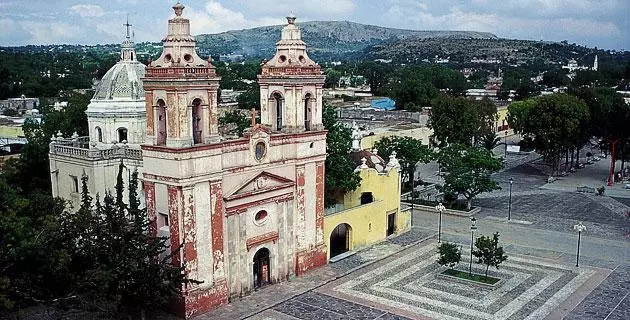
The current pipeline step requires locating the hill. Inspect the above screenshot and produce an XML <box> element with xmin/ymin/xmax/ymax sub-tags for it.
<box><xmin>195</xmin><ymin>20</ymin><xmax>497</xmax><ymax>60</ymax></box>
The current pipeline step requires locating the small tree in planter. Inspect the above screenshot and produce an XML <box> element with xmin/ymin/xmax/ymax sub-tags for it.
<box><xmin>437</xmin><ymin>242</ymin><xmax>462</xmax><ymax>268</ymax></box>
<box><xmin>472</xmin><ymin>232</ymin><xmax>508</xmax><ymax>279</ymax></box>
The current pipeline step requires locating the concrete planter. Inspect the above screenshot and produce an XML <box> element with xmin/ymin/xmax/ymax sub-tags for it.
<box><xmin>436</xmin><ymin>268</ymin><xmax>503</xmax><ymax>288</ymax></box>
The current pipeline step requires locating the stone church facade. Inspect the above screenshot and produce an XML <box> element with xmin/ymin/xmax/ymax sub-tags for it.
<box><xmin>49</xmin><ymin>2</ymin><xmax>337</xmax><ymax>317</ymax></box>
<box><xmin>140</xmin><ymin>3</ymin><xmax>327</xmax><ymax>317</ymax></box>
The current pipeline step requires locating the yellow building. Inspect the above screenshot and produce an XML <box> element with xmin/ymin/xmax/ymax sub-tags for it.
<box><xmin>0</xmin><ymin>124</ymin><xmax>24</xmax><ymax>138</ymax></box>
<box><xmin>323</xmin><ymin>148</ymin><xmax>411</xmax><ymax>260</ymax></box>
<box><xmin>360</xmin><ymin>124</ymin><xmax>433</xmax><ymax>150</ymax></box>
<box><xmin>495</xmin><ymin>105</ymin><xmax>509</xmax><ymax>133</ymax></box>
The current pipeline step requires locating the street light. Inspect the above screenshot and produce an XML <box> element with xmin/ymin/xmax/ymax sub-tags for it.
<box><xmin>435</xmin><ymin>202</ymin><xmax>445</xmax><ymax>243</ymax></box>
<box><xmin>573</xmin><ymin>222</ymin><xmax>586</xmax><ymax>267</ymax></box>
<box><xmin>508</xmin><ymin>178</ymin><xmax>513</xmax><ymax>221</ymax></box>
<box><xmin>504</xmin><ymin>131</ymin><xmax>508</xmax><ymax>159</ymax></box>
<box><xmin>469</xmin><ymin>217</ymin><xmax>477</xmax><ymax>277</ymax></box>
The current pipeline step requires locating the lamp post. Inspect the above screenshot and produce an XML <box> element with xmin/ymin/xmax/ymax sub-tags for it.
<box><xmin>573</xmin><ymin>222</ymin><xmax>586</xmax><ymax>267</ymax></box>
<box><xmin>435</xmin><ymin>202</ymin><xmax>445</xmax><ymax>243</ymax></box>
<box><xmin>469</xmin><ymin>217</ymin><xmax>477</xmax><ymax>277</ymax></box>
<box><xmin>504</xmin><ymin>131</ymin><xmax>508</xmax><ymax>159</ymax></box>
<box><xmin>508</xmin><ymin>178</ymin><xmax>513</xmax><ymax>221</ymax></box>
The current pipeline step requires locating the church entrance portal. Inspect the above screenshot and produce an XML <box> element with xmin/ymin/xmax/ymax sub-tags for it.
<box><xmin>329</xmin><ymin>223</ymin><xmax>351</xmax><ymax>258</ymax></box>
<box><xmin>253</xmin><ymin>248</ymin><xmax>271</xmax><ymax>289</ymax></box>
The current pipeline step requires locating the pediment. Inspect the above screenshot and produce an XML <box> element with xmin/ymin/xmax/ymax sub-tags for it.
<box><xmin>225</xmin><ymin>171</ymin><xmax>294</xmax><ymax>201</ymax></box>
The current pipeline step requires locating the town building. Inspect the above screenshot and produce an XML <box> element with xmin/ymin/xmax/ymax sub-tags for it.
<box><xmin>324</xmin><ymin>125</ymin><xmax>410</xmax><ymax>260</ymax></box>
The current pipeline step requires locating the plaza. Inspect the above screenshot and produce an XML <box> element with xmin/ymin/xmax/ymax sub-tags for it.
<box><xmin>197</xmin><ymin>150</ymin><xmax>629</xmax><ymax>320</ymax></box>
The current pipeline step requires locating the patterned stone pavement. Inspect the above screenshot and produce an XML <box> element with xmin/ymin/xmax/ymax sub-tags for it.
<box><xmin>566</xmin><ymin>264</ymin><xmax>630</xmax><ymax>320</ymax></box>
<box><xmin>305</xmin><ymin>241</ymin><xmax>604</xmax><ymax>320</ymax></box>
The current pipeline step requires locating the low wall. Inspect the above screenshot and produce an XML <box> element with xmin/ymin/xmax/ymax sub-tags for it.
<box><xmin>402</xmin><ymin>202</ymin><xmax>480</xmax><ymax>217</ymax></box>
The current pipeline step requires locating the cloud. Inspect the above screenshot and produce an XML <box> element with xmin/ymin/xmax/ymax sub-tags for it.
<box><xmin>232</xmin><ymin>0</ymin><xmax>356</xmax><ymax>17</ymax></box>
<box><xmin>184</xmin><ymin>1</ymin><xmax>284</xmax><ymax>34</ymax></box>
<box><xmin>70</xmin><ymin>4</ymin><xmax>105</xmax><ymax>18</ymax></box>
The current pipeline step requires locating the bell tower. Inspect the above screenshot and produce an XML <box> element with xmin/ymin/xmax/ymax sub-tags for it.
<box><xmin>258</xmin><ymin>14</ymin><xmax>325</xmax><ymax>132</ymax></box>
<box><xmin>142</xmin><ymin>1</ymin><xmax>220</xmax><ymax>148</ymax></box>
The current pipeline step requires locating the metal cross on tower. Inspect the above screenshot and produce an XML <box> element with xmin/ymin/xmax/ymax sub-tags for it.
<box><xmin>124</xmin><ymin>14</ymin><xmax>132</xmax><ymax>39</ymax></box>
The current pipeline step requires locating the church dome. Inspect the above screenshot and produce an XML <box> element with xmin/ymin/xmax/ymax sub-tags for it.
<box><xmin>350</xmin><ymin>150</ymin><xmax>387</xmax><ymax>172</ymax></box>
<box><xmin>93</xmin><ymin>61</ymin><xmax>145</xmax><ymax>100</ymax></box>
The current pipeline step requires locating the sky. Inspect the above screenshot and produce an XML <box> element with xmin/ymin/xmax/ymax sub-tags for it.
<box><xmin>0</xmin><ymin>0</ymin><xmax>628</xmax><ymax>50</ymax></box>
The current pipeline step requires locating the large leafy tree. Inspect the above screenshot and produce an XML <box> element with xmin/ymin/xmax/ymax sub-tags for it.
<box><xmin>437</xmin><ymin>144</ymin><xmax>502</xmax><ymax>210</ymax></box>
<box><xmin>373</xmin><ymin>136</ymin><xmax>433</xmax><ymax>190</ymax></box>
<box><xmin>323</xmin><ymin>104</ymin><xmax>362</xmax><ymax>207</ymax></box>
<box><xmin>429</xmin><ymin>95</ymin><xmax>497</xmax><ymax>147</ymax></box>
<box><xmin>507</xmin><ymin>93</ymin><xmax>589</xmax><ymax>175</ymax></box>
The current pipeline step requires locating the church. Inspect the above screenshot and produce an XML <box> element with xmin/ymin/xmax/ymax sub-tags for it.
<box><xmin>140</xmin><ymin>2</ymin><xmax>327</xmax><ymax>316</ymax></box>
<box><xmin>49</xmin><ymin>2</ymin><xmax>408</xmax><ymax>318</ymax></box>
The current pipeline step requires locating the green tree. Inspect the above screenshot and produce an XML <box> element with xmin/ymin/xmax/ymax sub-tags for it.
<box><xmin>472</xmin><ymin>232</ymin><xmax>508</xmax><ymax>279</ymax></box>
<box><xmin>237</xmin><ymin>83</ymin><xmax>260</xmax><ymax>110</ymax></box>
<box><xmin>219</xmin><ymin>109</ymin><xmax>251</xmax><ymax>137</ymax></box>
<box><xmin>356</xmin><ymin>61</ymin><xmax>391</xmax><ymax>95</ymax></box>
<box><xmin>429</xmin><ymin>95</ymin><xmax>497</xmax><ymax>147</ymax></box>
<box><xmin>323</xmin><ymin>104</ymin><xmax>361</xmax><ymax>207</ymax></box>
<box><xmin>437</xmin><ymin>242</ymin><xmax>462</xmax><ymax>268</ymax></box>
<box><xmin>373</xmin><ymin>136</ymin><xmax>433</xmax><ymax>191</ymax></box>
<box><xmin>481</xmin><ymin>131</ymin><xmax>501</xmax><ymax>151</ymax></box>
<box><xmin>437</xmin><ymin>144</ymin><xmax>502</xmax><ymax>210</ymax></box>
<box><xmin>507</xmin><ymin>94</ymin><xmax>589</xmax><ymax>175</ymax></box>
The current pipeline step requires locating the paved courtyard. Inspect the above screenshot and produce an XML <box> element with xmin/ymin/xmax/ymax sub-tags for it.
<box><xmin>200</xmin><ymin>156</ymin><xmax>629</xmax><ymax>320</ymax></box>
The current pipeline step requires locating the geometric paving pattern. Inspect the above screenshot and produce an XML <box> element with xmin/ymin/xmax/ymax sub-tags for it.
<box><xmin>329</xmin><ymin>243</ymin><xmax>598</xmax><ymax>320</ymax></box>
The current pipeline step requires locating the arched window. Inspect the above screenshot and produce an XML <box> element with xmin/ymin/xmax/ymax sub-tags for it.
<box><xmin>95</xmin><ymin>126</ymin><xmax>103</xmax><ymax>142</ymax></box>
<box><xmin>191</xmin><ymin>98</ymin><xmax>202</xmax><ymax>144</ymax></box>
<box><xmin>272</xmin><ymin>92</ymin><xmax>283</xmax><ymax>131</ymax></box>
<box><xmin>304</xmin><ymin>93</ymin><xmax>313</xmax><ymax>131</ymax></box>
<box><xmin>156</xmin><ymin>99</ymin><xmax>167</xmax><ymax>146</ymax></box>
<box><xmin>117</xmin><ymin>127</ymin><xmax>128</xmax><ymax>143</ymax></box>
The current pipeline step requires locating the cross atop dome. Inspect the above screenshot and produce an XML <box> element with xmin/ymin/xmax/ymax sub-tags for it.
<box><xmin>123</xmin><ymin>14</ymin><xmax>132</xmax><ymax>39</ymax></box>
<box><xmin>173</xmin><ymin>1</ymin><xmax>185</xmax><ymax>17</ymax></box>
<box><xmin>287</xmin><ymin>12</ymin><xmax>296</xmax><ymax>24</ymax></box>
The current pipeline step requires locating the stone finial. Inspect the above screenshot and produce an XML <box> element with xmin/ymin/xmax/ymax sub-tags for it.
<box><xmin>287</xmin><ymin>12</ymin><xmax>296</xmax><ymax>25</ymax></box>
<box><xmin>387</xmin><ymin>151</ymin><xmax>401</xmax><ymax>170</ymax></box>
<box><xmin>173</xmin><ymin>1</ymin><xmax>185</xmax><ymax>17</ymax></box>
<box><xmin>50</xmin><ymin>134</ymin><xmax>56</xmax><ymax>142</ymax></box>
<box><xmin>208</xmin><ymin>55</ymin><xmax>213</xmax><ymax>63</ymax></box>
<box><xmin>372</xmin><ymin>148</ymin><xmax>378</xmax><ymax>155</ymax></box>
<box><xmin>71</xmin><ymin>131</ymin><xmax>79</xmax><ymax>140</ymax></box>
<box><xmin>360</xmin><ymin>157</ymin><xmax>369</xmax><ymax>169</ymax></box>
<box><xmin>351</xmin><ymin>121</ymin><xmax>362</xmax><ymax>151</ymax></box>
<box><xmin>56</xmin><ymin>130</ymin><xmax>63</xmax><ymax>138</ymax></box>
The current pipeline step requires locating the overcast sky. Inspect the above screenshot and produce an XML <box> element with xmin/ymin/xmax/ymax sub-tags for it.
<box><xmin>0</xmin><ymin>0</ymin><xmax>628</xmax><ymax>50</ymax></box>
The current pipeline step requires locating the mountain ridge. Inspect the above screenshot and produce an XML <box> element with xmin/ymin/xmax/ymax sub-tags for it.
<box><xmin>194</xmin><ymin>20</ymin><xmax>498</xmax><ymax>59</ymax></box>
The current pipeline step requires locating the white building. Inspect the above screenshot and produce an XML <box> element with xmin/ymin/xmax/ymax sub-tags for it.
<box><xmin>49</xmin><ymin>27</ymin><xmax>145</xmax><ymax>210</ymax></box>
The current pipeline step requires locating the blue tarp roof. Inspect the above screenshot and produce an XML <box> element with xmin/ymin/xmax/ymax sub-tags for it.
<box><xmin>370</xmin><ymin>98</ymin><xmax>396</xmax><ymax>110</ymax></box>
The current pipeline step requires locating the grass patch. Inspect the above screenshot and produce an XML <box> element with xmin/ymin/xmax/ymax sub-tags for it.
<box><xmin>441</xmin><ymin>268</ymin><xmax>500</xmax><ymax>285</ymax></box>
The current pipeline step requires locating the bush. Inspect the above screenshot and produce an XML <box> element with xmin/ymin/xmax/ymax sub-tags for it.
<box><xmin>437</xmin><ymin>242</ymin><xmax>461</xmax><ymax>268</ymax></box>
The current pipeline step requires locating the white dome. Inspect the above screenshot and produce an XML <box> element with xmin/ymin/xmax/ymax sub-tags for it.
<box><xmin>93</xmin><ymin>61</ymin><xmax>146</xmax><ymax>100</ymax></box>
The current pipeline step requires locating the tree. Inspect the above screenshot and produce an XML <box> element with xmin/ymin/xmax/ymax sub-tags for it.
<box><xmin>429</xmin><ymin>95</ymin><xmax>497</xmax><ymax>147</ymax></box>
<box><xmin>437</xmin><ymin>144</ymin><xmax>502</xmax><ymax>210</ymax></box>
<box><xmin>356</xmin><ymin>61</ymin><xmax>391</xmax><ymax>95</ymax></box>
<box><xmin>481</xmin><ymin>132</ymin><xmax>501</xmax><ymax>151</ymax></box>
<box><xmin>219</xmin><ymin>109</ymin><xmax>251</xmax><ymax>137</ymax></box>
<box><xmin>437</xmin><ymin>242</ymin><xmax>462</xmax><ymax>268</ymax></box>
<box><xmin>323</xmin><ymin>104</ymin><xmax>362</xmax><ymax>207</ymax></box>
<box><xmin>237</xmin><ymin>83</ymin><xmax>260</xmax><ymax>110</ymax></box>
<box><xmin>507</xmin><ymin>94</ymin><xmax>589</xmax><ymax>175</ymax></box>
<box><xmin>373</xmin><ymin>136</ymin><xmax>433</xmax><ymax>191</ymax></box>
<box><xmin>472</xmin><ymin>232</ymin><xmax>508</xmax><ymax>279</ymax></box>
